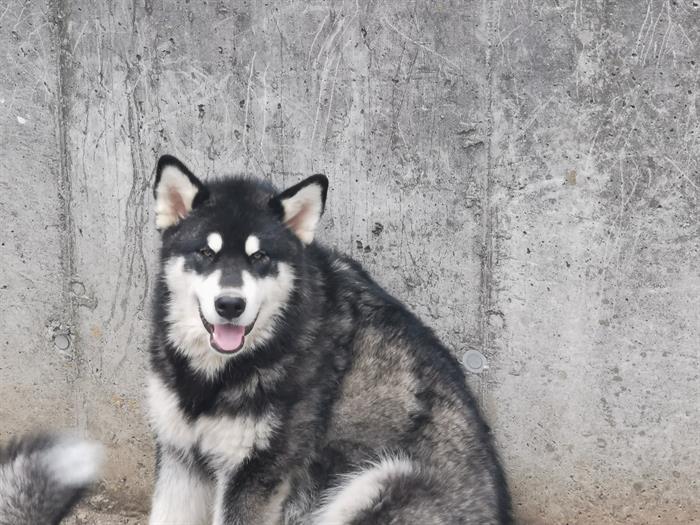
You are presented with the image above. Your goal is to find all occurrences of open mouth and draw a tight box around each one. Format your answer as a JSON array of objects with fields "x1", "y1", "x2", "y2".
[{"x1": 199, "y1": 307, "x2": 256, "y2": 354}]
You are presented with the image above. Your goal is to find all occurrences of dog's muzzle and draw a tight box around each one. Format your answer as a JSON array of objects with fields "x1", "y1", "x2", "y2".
[{"x1": 199, "y1": 307, "x2": 256, "y2": 354}]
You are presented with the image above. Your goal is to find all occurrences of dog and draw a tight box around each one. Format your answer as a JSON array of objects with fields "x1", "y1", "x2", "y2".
[
  {"x1": 147, "y1": 154, "x2": 512, "y2": 524},
  {"x1": 0, "y1": 432, "x2": 103, "y2": 525}
]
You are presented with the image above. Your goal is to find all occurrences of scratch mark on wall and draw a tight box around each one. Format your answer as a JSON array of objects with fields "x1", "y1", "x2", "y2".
[
  {"x1": 243, "y1": 51, "x2": 256, "y2": 169},
  {"x1": 665, "y1": 156, "x2": 698, "y2": 191},
  {"x1": 381, "y1": 15, "x2": 460, "y2": 72}
]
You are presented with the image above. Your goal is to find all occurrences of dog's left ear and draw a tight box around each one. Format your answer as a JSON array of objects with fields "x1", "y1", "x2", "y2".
[
  {"x1": 153, "y1": 155, "x2": 209, "y2": 230},
  {"x1": 271, "y1": 174, "x2": 328, "y2": 244}
]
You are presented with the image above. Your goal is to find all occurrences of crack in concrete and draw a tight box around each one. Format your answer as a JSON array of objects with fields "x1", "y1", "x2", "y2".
[
  {"x1": 50, "y1": 0, "x2": 87, "y2": 434},
  {"x1": 475, "y1": 0, "x2": 498, "y2": 403}
]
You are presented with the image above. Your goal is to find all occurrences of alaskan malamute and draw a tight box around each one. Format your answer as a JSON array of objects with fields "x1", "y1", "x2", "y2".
[{"x1": 147, "y1": 155, "x2": 512, "y2": 524}]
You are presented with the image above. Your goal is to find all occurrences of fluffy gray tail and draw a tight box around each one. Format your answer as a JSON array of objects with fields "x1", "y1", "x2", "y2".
[{"x1": 0, "y1": 433, "x2": 103, "y2": 525}]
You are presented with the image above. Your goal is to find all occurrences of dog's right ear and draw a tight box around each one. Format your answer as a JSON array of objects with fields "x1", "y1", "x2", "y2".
[
  {"x1": 154, "y1": 155, "x2": 208, "y2": 230},
  {"x1": 270, "y1": 174, "x2": 328, "y2": 244}
]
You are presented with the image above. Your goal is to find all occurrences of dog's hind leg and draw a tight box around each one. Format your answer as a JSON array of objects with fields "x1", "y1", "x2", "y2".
[
  {"x1": 149, "y1": 447, "x2": 214, "y2": 525},
  {"x1": 310, "y1": 456, "x2": 432, "y2": 525},
  {"x1": 312, "y1": 456, "x2": 503, "y2": 525}
]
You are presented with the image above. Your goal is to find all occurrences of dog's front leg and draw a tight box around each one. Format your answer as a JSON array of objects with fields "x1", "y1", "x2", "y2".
[
  {"x1": 149, "y1": 446, "x2": 214, "y2": 525},
  {"x1": 212, "y1": 470, "x2": 234, "y2": 525},
  {"x1": 212, "y1": 452, "x2": 284, "y2": 525}
]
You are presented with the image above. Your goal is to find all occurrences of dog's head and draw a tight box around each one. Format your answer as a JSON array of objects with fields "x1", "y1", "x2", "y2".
[{"x1": 153, "y1": 155, "x2": 327, "y2": 373}]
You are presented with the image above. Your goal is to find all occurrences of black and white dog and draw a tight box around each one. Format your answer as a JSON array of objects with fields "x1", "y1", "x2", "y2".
[
  {"x1": 148, "y1": 155, "x2": 512, "y2": 524},
  {"x1": 0, "y1": 432, "x2": 102, "y2": 525}
]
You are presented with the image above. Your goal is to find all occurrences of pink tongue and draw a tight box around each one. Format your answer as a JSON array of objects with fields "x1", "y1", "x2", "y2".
[{"x1": 212, "y1": 324, "x2": 245, "y2": 352}]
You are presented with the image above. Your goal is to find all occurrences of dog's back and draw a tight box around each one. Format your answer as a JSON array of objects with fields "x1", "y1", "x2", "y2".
[
  {"x1": 0, "y1": 433, "x2": 102, "y2": 525},
  {"x1": 281, "y1": 255, "x2": 511, "y2": 524}
]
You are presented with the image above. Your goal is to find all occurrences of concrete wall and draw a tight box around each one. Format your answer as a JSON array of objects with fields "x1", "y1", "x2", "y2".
[{"x1": 0, "y1": 1, "x2": 697, "y2": 523}]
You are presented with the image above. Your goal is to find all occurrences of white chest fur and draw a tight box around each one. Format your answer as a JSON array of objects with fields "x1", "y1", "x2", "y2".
[{"x1": 147, "y1": 375, "x2": 276, "y2": 471}]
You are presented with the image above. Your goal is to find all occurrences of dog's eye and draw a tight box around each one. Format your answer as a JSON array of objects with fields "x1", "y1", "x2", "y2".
[
  {"x1": 249, "y1": 251, "x2": 269, "y2": 264},
  {"x1": 199, "y1": 247, "x2": 215, "y2": 258}
]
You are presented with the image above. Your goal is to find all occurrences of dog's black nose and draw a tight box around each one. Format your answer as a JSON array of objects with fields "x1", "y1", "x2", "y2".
[{"x1": 214, "y1": 296, "x2": 246, "y2": 320}]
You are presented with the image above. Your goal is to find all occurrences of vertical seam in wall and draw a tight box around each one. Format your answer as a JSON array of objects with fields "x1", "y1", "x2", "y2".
[
  {"x1": 51, "y1": 0, "x2": 86, "y2": 434},
  {"x1": 477, "y1": 0, "x2": 497, "y2": 402}
]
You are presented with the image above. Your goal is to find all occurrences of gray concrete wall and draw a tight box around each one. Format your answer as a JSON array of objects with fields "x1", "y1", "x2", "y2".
[{"x1": 0, "y1": 1, "x2": 697, "y2": 523}]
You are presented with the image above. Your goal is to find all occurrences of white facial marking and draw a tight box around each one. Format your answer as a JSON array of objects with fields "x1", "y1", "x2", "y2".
[
  {"x1": 163, "y1": 257, "x2": 228, "y2": 378},
  {"x1": 197, "y1": 270, "x2": 226, "y2": 322},
  {"x1": 244, "y1": 263, "x2": 295, "y2": 347},
  {"x1": 313, "y1": 457, "x2": 417, "y2": 525},
  {"x1": 244, "y1": 235, "x2": 260, "y2": 256},
  {"x1": 163, "y1": 256, "x2": 296, "y2": 376},
  {"x1": 207, "y1": 232, "x2": 223, "y2": 253}
]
